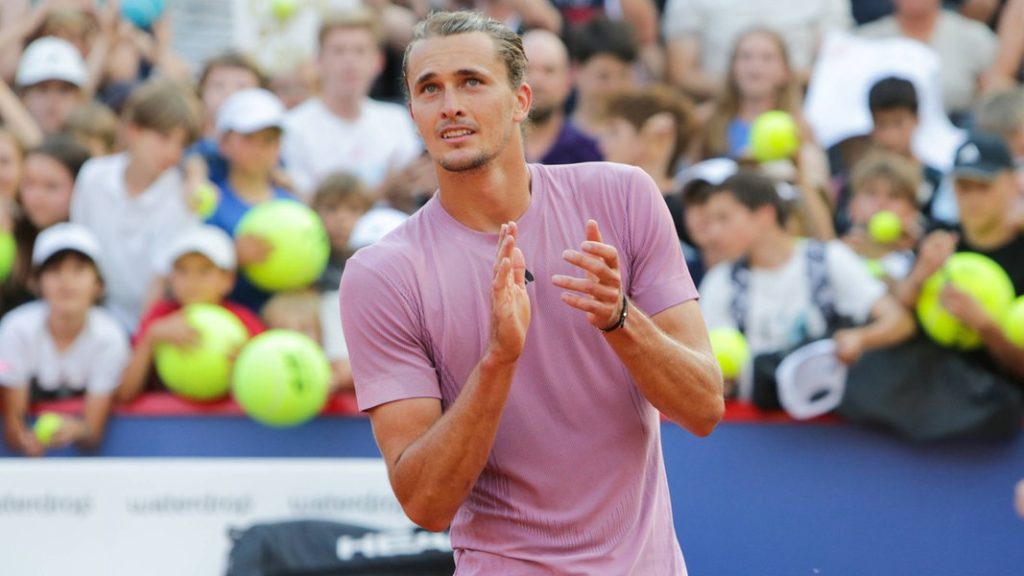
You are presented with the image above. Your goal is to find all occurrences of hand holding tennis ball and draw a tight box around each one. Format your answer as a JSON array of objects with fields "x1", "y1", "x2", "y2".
[
  {"x1": 749, "y1": 111, "x2": 800, "y2": 162},
  {"x1": 34, "y1": 412, "x2": 64, "y2": 445}
]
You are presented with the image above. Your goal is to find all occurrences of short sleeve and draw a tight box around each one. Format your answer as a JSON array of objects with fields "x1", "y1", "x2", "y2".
[
  {"x1": 623, "y1": 168, "x2": 698, "y2": 317},
  {"x1": 339, "y1": 258, "x2": 441, "y2": 412},
  {"x1": 86, "y1": 315, "x2": 130, "y2": 395},
  {"x1": 826, "y1": 241, "x2": 886, "y2": 323},
  {"x1": 662, "y1": 0, "x2": 703, "y2": 41},
  {"x1": 0, "y1": 311, "x2": 30, "y2": 387}
]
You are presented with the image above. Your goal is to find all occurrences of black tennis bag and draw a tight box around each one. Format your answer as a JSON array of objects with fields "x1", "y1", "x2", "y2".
[
  {"x1": 838, "y1": 335, "x2": 1023, "y2": 442},
  {"x1": 226, "y1": 520, "x2": 455, "y2": 576}
]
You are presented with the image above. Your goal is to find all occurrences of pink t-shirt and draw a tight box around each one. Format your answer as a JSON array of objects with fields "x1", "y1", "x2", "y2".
[{"x1": 340, "y1": 162, "x2": 698, "y2": 575}]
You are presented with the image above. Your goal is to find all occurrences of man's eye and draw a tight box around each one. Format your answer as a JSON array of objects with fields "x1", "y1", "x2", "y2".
[{"x1": 466, "y1": 78, "x2": 481, "y2": 87}]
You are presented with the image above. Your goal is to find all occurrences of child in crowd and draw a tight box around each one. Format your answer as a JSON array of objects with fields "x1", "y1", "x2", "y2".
[
  {"x1": 71, "y1": 78, "x2": 202, "y2": 332},
  {"x1": 835, "y1": 77, "x2": 943, "y2": 231},
  {"x1": 206, "y1": 87, "x2": 297, "y2": 314},
  {"x1": 262, "y1": 289, "x2": 352, "y2": 393},
  {"x1": 0, "y1": 224, "x2": 128, "y2": 456},
  {"x1": 62, "y1": 101, "x2": 119, "y2": 157},
  {"x1": 841, "y1": 150, "x2": 923, "y2": 283},
  {"x1": 311, "y1": 172, "x2": 373, "y2": 293},
  {"x1": 189, "y1": 52, "x2": 266, "y2": 185},
  {"x1": 116, "y1": 225, "x2": 264, "y2": 403},
  {"x1": 1, "y1": 135, "x2": 92, "y2": 319}
]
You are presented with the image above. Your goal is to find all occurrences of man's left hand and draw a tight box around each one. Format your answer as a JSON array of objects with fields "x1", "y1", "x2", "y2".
[{"x1": 552, "y1": 219, "x2": 626, "y2": 331}]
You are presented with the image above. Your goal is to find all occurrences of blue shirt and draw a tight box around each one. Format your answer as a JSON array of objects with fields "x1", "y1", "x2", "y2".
[
  {"x1": 727, "y1": 119, "x2": 751, "y2": 158},
  {"x1": 187, "y1": 138, "x2": 230, "y2": 185},
  {"x1": 206, "y1": 182, "x2": 296, "y2": 313}
]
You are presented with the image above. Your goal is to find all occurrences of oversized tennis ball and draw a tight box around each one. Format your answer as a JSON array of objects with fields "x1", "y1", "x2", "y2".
[
  {"x1": 194, "y1": 182, "x2": 219, "y2": 219},
  {"x1": 868, "y1": 210, "x2": 902, "y2": 244},
  {"x1": 235, "y1": 200, "x2": 329, "y2": 292},
  {"x1": 154, "y1": 304, "x2": 249, "y2": 400},
  {"x1": 709, "y1": 327, "x2": 750, "y2": 380},
  {"x1": 749, "y1": 111, "x2": 800, "y2": 162},
  {"x1": 916, "y1": 252, "x2": 1015, "y2": 350},
  {"x1": 1005, "y1": 296, "x2": 1024, "y2": 348},
  {"x1": 271, "y1": 0, "x2": 299, "y2": 21},
  {"x1": 121, "y1": 0, "x2": 164, "y2": 29},
  {"x1": 33, "y1": 412, "x2": 63, "y2": 445},
  {"x1": 232, "y1": 330, "x2": 330, "y2": 427},
  {"x1": 0, "y1": 231, "x2": 14, "y2": 283}
]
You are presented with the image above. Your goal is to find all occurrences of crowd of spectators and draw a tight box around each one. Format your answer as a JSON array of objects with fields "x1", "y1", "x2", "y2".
[{"x1": 0, "y1": 0, "x2": 1021, "y2": 456}]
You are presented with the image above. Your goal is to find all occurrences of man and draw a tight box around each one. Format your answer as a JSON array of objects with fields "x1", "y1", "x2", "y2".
[
  {"x1": 339, "y1": 11, "x2": 723, "y2": 574},
  {"x1": 859, "y1": 0, "x2": 997, "y2": 118},
  {"x1": 281, "y1": 8, "x2": 422, "y2": 197},
  {"x1": 895, "y1": 132, "x2": 1024, "y2": 380},
  {"x1": 521, "y1": 29, "x2": 602, "y2": 165}
]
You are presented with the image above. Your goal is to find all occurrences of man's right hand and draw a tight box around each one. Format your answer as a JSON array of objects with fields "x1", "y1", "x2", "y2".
[
  {"x1": 487, "y1": 222, "x2": 531, "y2": 366},
  {"x1": 912, "y1": 230, "x2": 958, "y2": 282}
]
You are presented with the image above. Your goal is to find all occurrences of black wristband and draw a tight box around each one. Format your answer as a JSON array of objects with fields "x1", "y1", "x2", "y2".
[{"x1": 600, "y1": 293, "x2": 629, "y2": 333}]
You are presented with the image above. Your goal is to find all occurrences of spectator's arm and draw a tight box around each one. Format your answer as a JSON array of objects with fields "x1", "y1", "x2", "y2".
[
  {"x1": 982, "y1": 0, "x2": 1024, "y2": 93},
  {"x1": 891, "y1": 230, "x2": 958, "y2": 309},
  {"x1": 621, "y1": 0, "x2": 665, "y2": 80},
  {"x1": 114, "y1": 335, "x2": 156, "y2": 404},
  {"x1": 940, "y1": 283, "x2": 1024, "y2": 380},
  {"x1": 149, "y1": 14, "x2": 191, "y2": 81},
  {"x1": 833, "y1": 294, "x2": 917, "y2": 364},
  {"x1": 2, "y1": 385, "x2": 43, "y2": 457},
  {"x1": 81, "y1": 0, "x2": 121, "y2": 101},
  {"x1": 792, "y1": 142, "x2": 837, "y2": 241},
  {"x1": 329, "y1": 359, "x2": 354, "y2": 393},
  {"x1": 0, "y1": 76, "x2": 42, "y2": 148},
  {"x1": 665, "y1": 36, "x2": 719, "y2": 101},
  {"x1": 74, "y1": 393, "x2": 113, "y2": 451},
  {"x1": 507, "y1": 0, "x2": 561, "y2": 33}
]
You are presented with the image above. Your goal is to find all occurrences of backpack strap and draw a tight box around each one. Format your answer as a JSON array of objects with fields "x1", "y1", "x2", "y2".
[
  {"x1": 805, "y1": 239, "x2": 839, "y2": 332},
  {"x1": 728, "y1": 256, "x2": 751, "y2": 335}
]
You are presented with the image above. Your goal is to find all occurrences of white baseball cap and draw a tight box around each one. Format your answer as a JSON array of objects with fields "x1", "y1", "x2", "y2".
[
  {"x1": 348, "y1": 205, "x2": 408, "y2": 250},
  {"x1": 32, "y1": 223, "x2": 102, "y2": 266},
  {"x1": 216, "y1": 88, "x2": 286, "y2": 136},
  {"x1": 677, "y1": 158, "x2": 738, "y2": 197},
  {"x1": 161, "y1": 225, "x2": 236, "y2": 272},
  {"x1": 775, "y1": 339, "x2": 848, "y2": 420},
  {"x1": 16, "y1": 37, "x2": 88, "y2": 89}
]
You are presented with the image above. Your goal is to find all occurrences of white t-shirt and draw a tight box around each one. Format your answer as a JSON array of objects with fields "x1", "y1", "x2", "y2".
[
  {"x1": 319, "y1": 290, "x2": 348, "y2": 362},
  {"x1": 699, "y1": 240, "x2": 886, "y2": 357},
  {"x1": 0, "y1": 301, "x2": 129, "y2": 395},
  {"x1": 858, "y1": 11, "x2": 997, "y2": 113},
  {"x1": 281, "y1": 98, "x2": 422, "y2": 196},
  {"x1": 661, "y1": 0, "x2": 853, "y2": 76},
  {"x1": 70, "y1": 153, "x2": 198, "y2": 331}
]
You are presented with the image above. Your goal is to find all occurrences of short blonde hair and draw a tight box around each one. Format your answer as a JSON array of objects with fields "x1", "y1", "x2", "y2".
[
  {"x1": 318, "y1": 8, "x2": 383, "y2": 50},
  {"x1": 261, "y1": 289, "x2": 321, "y2": 329},
  {"x1": 122, "y1": 79, "x2": 203, "y2": 144},
  {"x1": 849, "y1": 149, "x2": 921, "y2": 204},
  {"x1": 63, "y1": 101, "x2": 118, "y2": 153}
]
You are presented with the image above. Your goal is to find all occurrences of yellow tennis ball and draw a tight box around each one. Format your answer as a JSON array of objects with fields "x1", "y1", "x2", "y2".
[
  {"x1": 709, "y1": 327, "x2": 750, "y2": 380},
  {"x1": 916, "y1": 253, "x2": 1016, "y2": 349},
  {"x1": 0, "y1": 231, "x2": 14, "y2": 283},
  {"x1": 271, "y1": 0, "x2": 299, "y2": 21},
  {"x1": 235, "y1": 200, "x2": 330, "y2": 292},
  {"x1": 34, "y1": 412, "x2": 63, "y2": 445},
  {"x1": 232, "y1": 330, "x2": 331, "y2": 427},
  {"x1": 154, "y1": 304, "x2": 249, "y2": 400},
  {"x1": 1005, "y1": 296, "x2": 1024, "y2": 348},
  {"x1": 193, "y1": 182, "x2": 219, "y2": 219},
  {"x1": 749, "y1": 111, "x2": 800, "y2": 162},
  {"x1": 868, "y1": 210, "x2": 902, "y2": 244}
]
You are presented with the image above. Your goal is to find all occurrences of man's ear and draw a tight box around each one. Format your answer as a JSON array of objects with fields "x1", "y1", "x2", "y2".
[{"x1": 513, "y1": 82, "x2": 533, "y2": 123}]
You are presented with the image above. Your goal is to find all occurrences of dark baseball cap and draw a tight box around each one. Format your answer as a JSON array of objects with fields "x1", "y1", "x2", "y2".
[{"x1": 951, "y1": 132, "x2": 1014, "y2": 181}]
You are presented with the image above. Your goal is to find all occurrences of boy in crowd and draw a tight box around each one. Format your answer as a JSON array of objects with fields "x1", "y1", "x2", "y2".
[
  {"x1": 842, "y1": 150, "x2": 925, "y2": 283},
  {"x1": 71, "y1": 79, "x2": 202, "y2": 332},
  {"x1": 16, "y1": 36, "x2": 87, "y2": 136},
  {"x1": 311, "y1": 173, "x2": 374, "y2": 293},
  {"x1": 115, "y1": 225, "x2": 264, "y2": 403},
  {"x1": 894, "y1": 132, "x2": 1024, "y2": 381},
  {"x1": 846, "y1": 77, "x2": 943, "y2": 228},
  {"x1": 698, "y1": 171, "x2": 916, "y2": 398},
  {"x1": 0, "y1": 224, "x2": 128, "y2": 456},
  {"x1": 207, "y1": 87, "x2": 297, "y2": 314}
]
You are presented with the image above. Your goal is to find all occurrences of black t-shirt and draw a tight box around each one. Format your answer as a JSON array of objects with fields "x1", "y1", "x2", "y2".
[{"x1": 956, "y1": 229, "x2": 1024, "y2": 296}]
